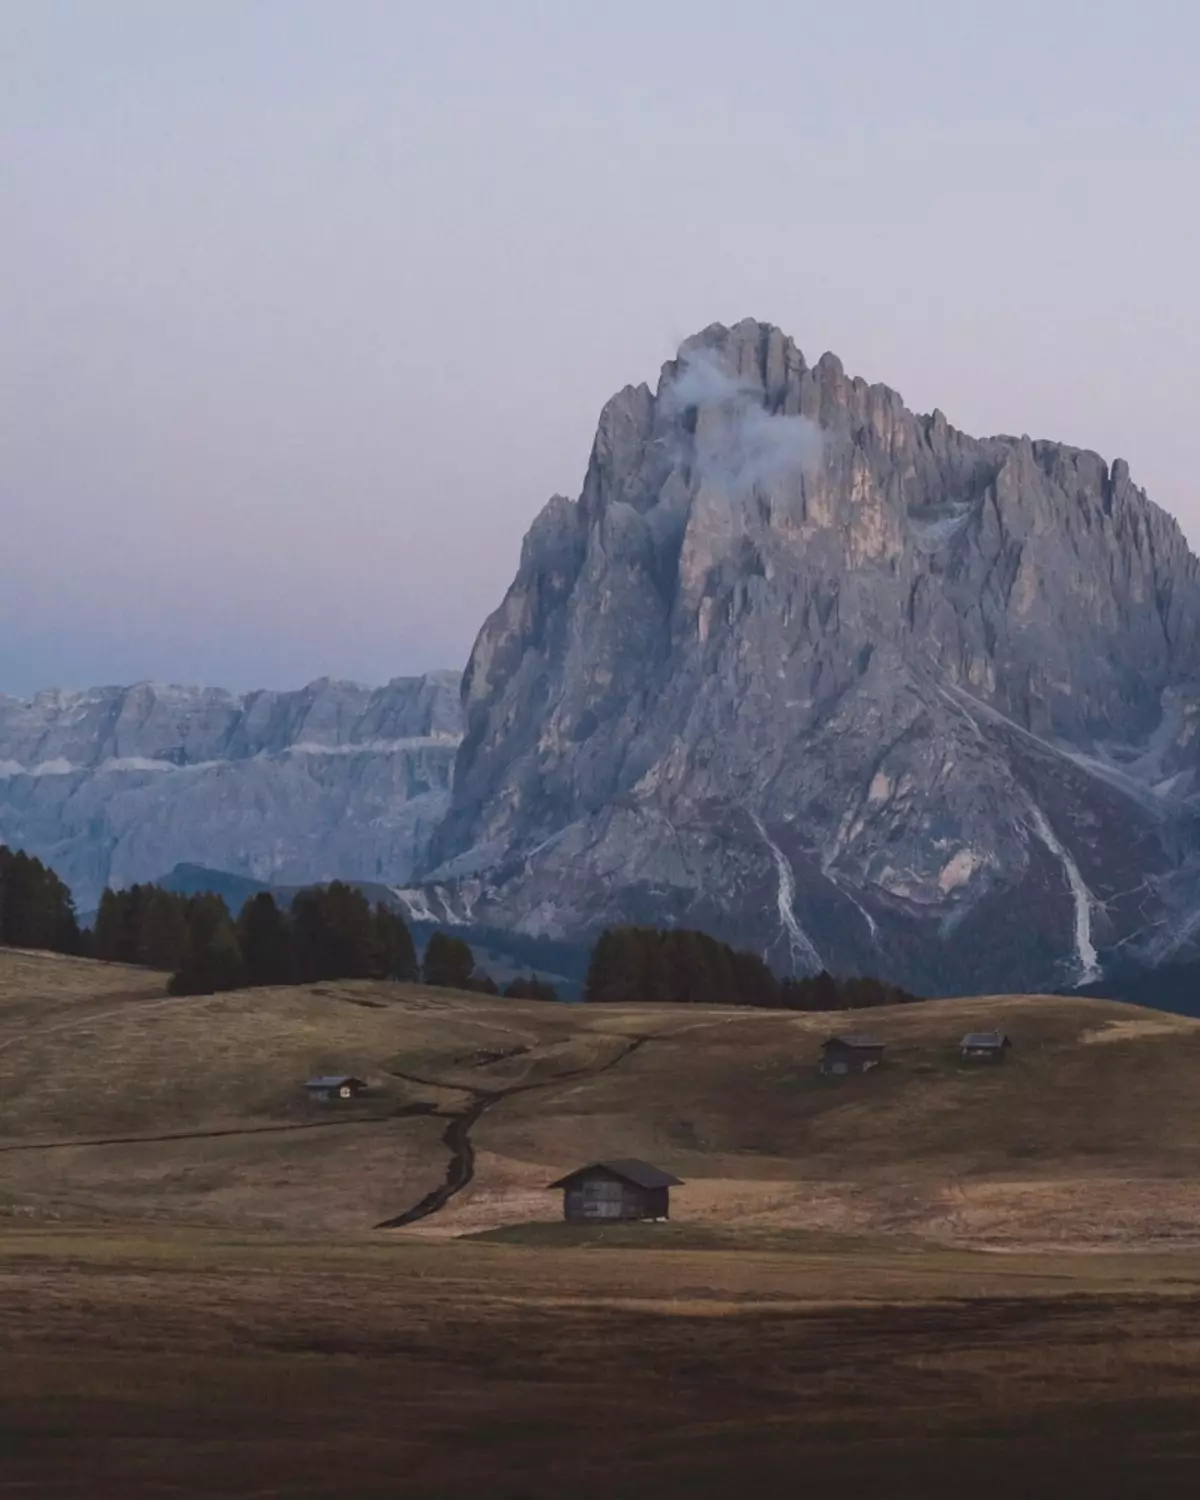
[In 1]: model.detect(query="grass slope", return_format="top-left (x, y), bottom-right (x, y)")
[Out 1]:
top-left (5, 1229), bottom-right (1200, 1498)
top-left (3, 949), bottom-right (1200, 1245)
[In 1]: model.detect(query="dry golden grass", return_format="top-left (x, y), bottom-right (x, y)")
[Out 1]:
top-left (1081, 1015), bottom-right (1197, 1045)
top-left (7, 953), bottom-right (1200, 1494)
top-left (0, 946), bottom-right (164, 1038)
top-left (4, 1228), bottom-right (1200, 1498)
top-left (4, 951), bottom-right (1200, 1246)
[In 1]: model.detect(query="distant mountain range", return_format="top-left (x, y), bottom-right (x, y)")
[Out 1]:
top-left (8, 318), bottom-right (1200, 999)
top-left (0, 673), bottom-right (461, 912)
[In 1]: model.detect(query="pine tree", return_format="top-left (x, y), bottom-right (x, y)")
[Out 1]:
top-left (237, 892), bottom-right (294, 987)
top-left (372, 904), bottom-right (417, 981)
top-left (168, 893), bottom-right (244, 996)
top-left (290, 883), bottom-right (377, 982)
top-left (0, 845), bottom-right (80, 954)
top-left (812, 970), bottom-right (840, 1010)
top-left (584, 927), bottom-right (645, 1003)
top-left (422, 931), bottom-right (475, 989)
top-left (197, 916), bottom-right (245, 994)
top-left (92, 887), bottom-right (126, 961)
top-left (730, 947), bottom-right (780, 1007)
top-left (631, 927), bottom-right (670, 1003)
top-left (138, 886), bottom-right (190, 972)
top-left (169, 914), bottom-right (245, 996)
top-left (116, 885), bottom-right (147, 965)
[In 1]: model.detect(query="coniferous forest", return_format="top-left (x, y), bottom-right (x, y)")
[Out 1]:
top-left (0, 843), bottom-right (555, 999)
top-left (90, 880), bottom-right (421, 995)
top-left (1, 844), bottom-right (923, 1008)
top-left (583, 926), bottom-right (924, 1010)
top-left (0, 844), bottom-right (82, 955)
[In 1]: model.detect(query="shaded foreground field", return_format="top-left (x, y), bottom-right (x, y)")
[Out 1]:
top-left (4, 1230), bottom-right (1200, 1499)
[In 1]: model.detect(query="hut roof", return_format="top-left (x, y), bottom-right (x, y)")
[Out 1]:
top-left (304, 1075), bottom-right (365, 1089)
top-left (822, 1035), bottom-right (884, 1051)
top-left (547, 1159), bottom-right (684, 1190)
top-left (961, 1032), bottom-right (1011, 1048)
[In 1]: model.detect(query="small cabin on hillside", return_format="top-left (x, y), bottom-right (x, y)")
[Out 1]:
top-left (303, 1074), bottom-right (367, 1103)
top-left (960, 1032), bottom-right (1012, 1063)
top-left (548, 1160), bottom-right (683, 1223)
top-left (820, 1036), bottom-right (886, 1076)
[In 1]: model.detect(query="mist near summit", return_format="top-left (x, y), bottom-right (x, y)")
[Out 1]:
top-left (662, 349), bottom-right (824, 502)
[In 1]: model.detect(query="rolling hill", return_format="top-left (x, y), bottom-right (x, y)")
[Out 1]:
top-left (2, 949), bottom-right (1199, 1248)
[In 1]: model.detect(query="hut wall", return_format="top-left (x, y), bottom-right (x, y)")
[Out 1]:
top-left (562, 1175), bottom-right (668, 1222)
top-left (821, 1050), bottom-right (883, 1076)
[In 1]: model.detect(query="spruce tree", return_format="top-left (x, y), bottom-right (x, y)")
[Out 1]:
top-left (583, 927), bottom-right (643, 1003)
top-left (237, 892), bottom-right (294, 987)
top-left (139, 886), bottom-right (190, 972)
top-left (169, 894), bottom-right (245, 996)
top-left (373, 903), bottom-right (417, 982)
top-left (0, 845), bottom-right (80, 954)
top-left (92, 888), bottom-right (126, 961)
top-left (290, 883), bottom-right (377, 982)
top-left (422, 931), bottom-right (475, 989)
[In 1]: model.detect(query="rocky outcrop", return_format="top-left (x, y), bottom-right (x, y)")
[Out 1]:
top-left (424, 320), bottom-right (1200, 994)
top-left (0, 673), bottom-right (462, 910)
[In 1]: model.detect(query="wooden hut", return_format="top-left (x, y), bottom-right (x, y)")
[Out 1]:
top-left (548, 1160), bottom-right (683, 1223)
top-left (303, 1074), bottom-right (367, 1103)
top-left (960, 1031), bottom-right (1012, 1063)
top-left (819, 1035), bottom-right (886, 1075)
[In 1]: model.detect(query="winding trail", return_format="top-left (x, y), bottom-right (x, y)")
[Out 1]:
top-left (374, 1035), bottom-right (652, 1230)
top-left (1, 978), bottom-right (658, 1230)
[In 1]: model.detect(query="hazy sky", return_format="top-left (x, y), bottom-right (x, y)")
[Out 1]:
top-left (2, 1), bottom-right (1197, 697)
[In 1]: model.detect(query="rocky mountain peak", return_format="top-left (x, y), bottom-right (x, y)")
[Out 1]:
top-left (428, 321), bottom-right (1200, 995)
top-left (7, 320), bottom-right (1200, 998)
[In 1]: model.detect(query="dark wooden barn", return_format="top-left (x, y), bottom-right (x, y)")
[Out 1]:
top-left (819, 1035), bottom-right (886, 1075)
top-left (303, 1074), bottom-right (367, 1102)
top-left (960, 1031), bottom-right (1012, 1063)
top-left (548, 1160), bottom-right (683, 1223)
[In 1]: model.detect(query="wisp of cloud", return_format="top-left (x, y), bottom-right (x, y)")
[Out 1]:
top-left (663, 349), bottom-right (823, 501)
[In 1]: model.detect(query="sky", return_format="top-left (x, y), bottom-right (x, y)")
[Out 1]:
top-left (1, 0), bottom-right (1197, 697)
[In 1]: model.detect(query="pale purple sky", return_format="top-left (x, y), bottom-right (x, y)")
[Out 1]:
top-left (2, 0), bottom-right (1197, 696)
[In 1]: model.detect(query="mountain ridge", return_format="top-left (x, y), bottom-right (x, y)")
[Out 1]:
top-left (420, 318), bottom-right (1200, 994)
top-left (0, 672), bottom-right (463, 908)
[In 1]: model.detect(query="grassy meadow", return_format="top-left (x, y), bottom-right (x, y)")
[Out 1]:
top-left (4, 1228), bottom-right (1200, 1498)
top-left (4, 949), bottom-right (1200, 1494)
top-left (4, 948), bottom-right (1200, 1245)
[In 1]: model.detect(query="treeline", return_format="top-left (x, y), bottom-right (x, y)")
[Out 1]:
top-left (420, 930), bottom-right (559, 1000)
top-left (92, 881), bottom-right (418, 995)
top-left (583, 926), bottom-right (924, 1010)
top-left (420, 923), bottom-right (589, 988)
top-left (2, 843), bottom-right (917, 1012)
top-left (90, 880), bottom-right (562, 1000)
top-left (0, 844), bottom-right (82, 954)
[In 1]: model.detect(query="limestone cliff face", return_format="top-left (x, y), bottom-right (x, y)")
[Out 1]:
top-left (426, 320), bottom-right (1200, 993)
top-left (0, 673), bottom-right (462, 910)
